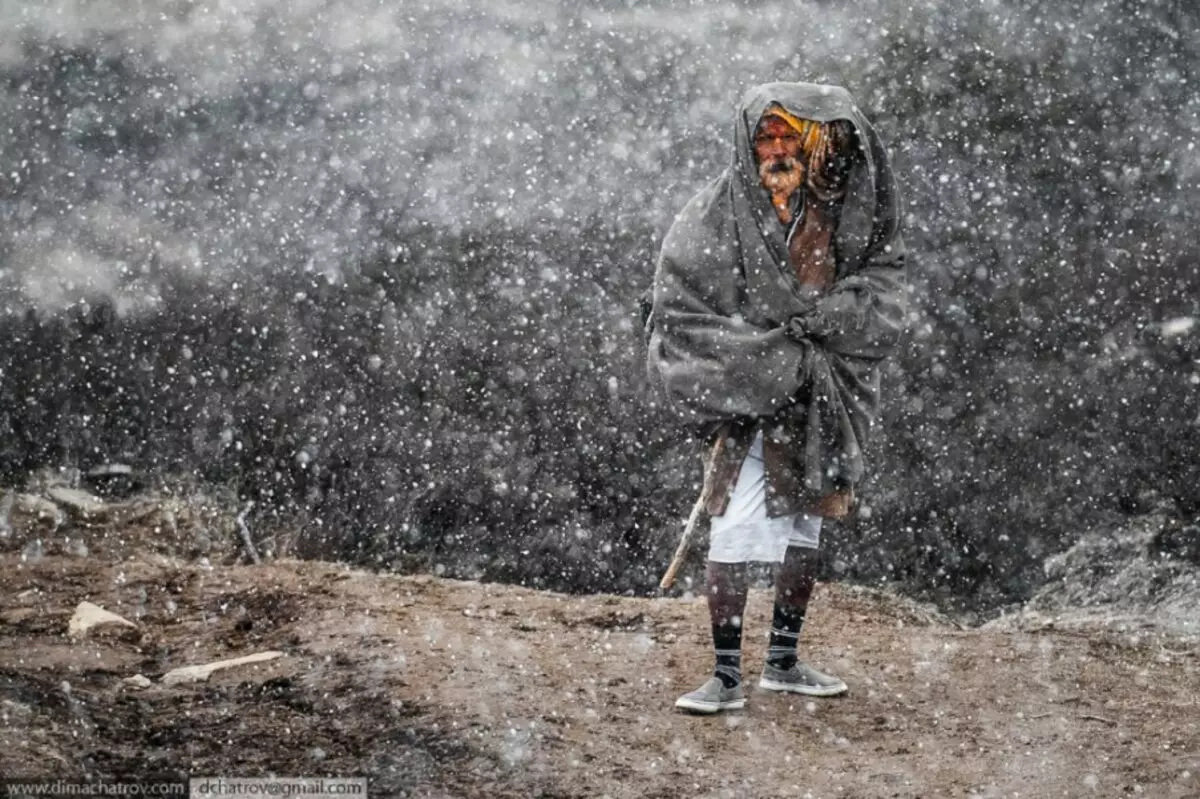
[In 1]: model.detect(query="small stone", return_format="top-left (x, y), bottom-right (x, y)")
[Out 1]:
top-left (46, 487), bottom-right (108, 519)
top-left (15, 494), bottom-right (65, 526)
top-left (1, 608), bottom-right (36, 625)
top-left (68, 601), bottom-right (137, 638)
top-left (122, 674), bottom-right (152, 689)
top-left (86, 464), bottom-right (133, 478)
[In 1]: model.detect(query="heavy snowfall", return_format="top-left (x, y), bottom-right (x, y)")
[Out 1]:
top-left (0, 1), bottom-right (1197, 796)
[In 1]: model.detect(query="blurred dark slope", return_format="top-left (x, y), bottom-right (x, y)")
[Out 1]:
top-left (0, 0), bottom-right (1197, 610)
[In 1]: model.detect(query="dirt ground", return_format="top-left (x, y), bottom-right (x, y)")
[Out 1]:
top-left (2, 550), bottom-right (1198, 799)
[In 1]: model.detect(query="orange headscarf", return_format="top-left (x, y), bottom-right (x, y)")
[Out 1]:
top-left (760, 103), bottom-right (854, 200)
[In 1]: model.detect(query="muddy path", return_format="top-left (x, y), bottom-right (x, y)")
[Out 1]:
top-left (2, 553), bottom-right (1198, 798)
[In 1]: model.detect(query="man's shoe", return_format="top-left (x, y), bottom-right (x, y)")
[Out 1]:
top-left (758, 661), bottom-right (848, 697)
top-left (674, 676), bottom-right (746, 714)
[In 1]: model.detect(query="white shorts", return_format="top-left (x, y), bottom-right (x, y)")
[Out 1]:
top-left (707, 429), bottom-right (822, 564)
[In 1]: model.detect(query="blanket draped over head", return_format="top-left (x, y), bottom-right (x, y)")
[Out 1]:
top-left (644, 82), bottom-right (908, 515)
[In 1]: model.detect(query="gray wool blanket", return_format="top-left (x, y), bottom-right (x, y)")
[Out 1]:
top-left (645, 82), bottom-right (909, 506)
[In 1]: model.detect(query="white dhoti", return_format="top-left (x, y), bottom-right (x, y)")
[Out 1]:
top-left (707, 429), bottom-right (823, 564)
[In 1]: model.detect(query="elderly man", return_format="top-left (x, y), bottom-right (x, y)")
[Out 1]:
top-left (643, 82), bottom-right (908, 714)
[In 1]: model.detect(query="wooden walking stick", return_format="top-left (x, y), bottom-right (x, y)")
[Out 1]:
top-left (659, 427), bottom-right (727, 590)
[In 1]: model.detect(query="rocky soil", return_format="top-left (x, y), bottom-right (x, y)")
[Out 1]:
top-left (999, 509), bottom-right (1200, 639)
top-left (3, 501), bottom-right (1199, 798)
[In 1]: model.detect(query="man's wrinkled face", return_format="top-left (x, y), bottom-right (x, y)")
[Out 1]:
top-left (754, 115), bottom-right (805, 199)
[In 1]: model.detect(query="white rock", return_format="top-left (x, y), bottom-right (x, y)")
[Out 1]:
top-left (1161, 316), bottom-right (1195, 338)
top-left (1, 608), bottom-right (36, 625)
top-left (161, 651), bottom-right (285, 686)
top-left (46, 487), bottom-right (108, 518)
top-left (122, 674), bottom-right (153, 689)
top-left (87, 464), bottom-right (133, 478)
top-left (14, 493), bottom-right (65, 526)
top-left (68, 601), bottom-right (137, 637)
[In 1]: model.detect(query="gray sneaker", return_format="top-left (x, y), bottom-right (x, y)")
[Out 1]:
top-left (758, 661), bottom-right (848, 697)
top-left (674, 676), bottom-right (746, 714)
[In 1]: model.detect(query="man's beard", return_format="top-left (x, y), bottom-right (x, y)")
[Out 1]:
top-left (759, 157), bottom-right (804, 221)
top-left (759, 157), bottom-right (803, 198)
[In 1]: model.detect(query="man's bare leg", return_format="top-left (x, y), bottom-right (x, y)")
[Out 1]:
top-left (674, 559), bottom-right (750, 712)
top-left (760, 544), bottom-right (848, 695)
top-left (768, 545), bottom-right (819, 669)
top-left (707, 560), bottom-right (749, 688)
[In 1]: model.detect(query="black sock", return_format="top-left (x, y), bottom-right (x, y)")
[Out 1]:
top-left (766, 602), bottom-right (805, 670)
top-left (712, 619), bottom-right (743, 688)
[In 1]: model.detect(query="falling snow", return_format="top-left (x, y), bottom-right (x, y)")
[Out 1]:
top-left (0, 0), bottom-right (1198, 794)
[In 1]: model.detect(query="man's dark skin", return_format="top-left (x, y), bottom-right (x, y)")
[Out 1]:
top-left (707, 549), bottom-right (819, 654)
top-left (656, 85), bottom-right (905, 713)
top-left (705, 112), bottom-right (825, 655)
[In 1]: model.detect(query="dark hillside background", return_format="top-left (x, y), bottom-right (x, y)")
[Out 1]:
top-left (1, 0), bottom-right (1197, 611)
